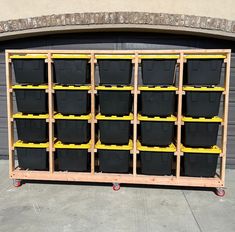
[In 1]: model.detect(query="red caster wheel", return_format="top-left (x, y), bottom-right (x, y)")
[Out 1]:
top-left (215, 188), bottom-right (225, 197)
top-left (13, 179), bottom-right (22, 188)
top-left (112, 183), bottom-right (120, 191)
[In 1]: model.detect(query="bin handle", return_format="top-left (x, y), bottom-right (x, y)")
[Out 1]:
top-left (35, 91), bottom-right (42, 100)
top-left (119, 60), bottom-right (127, 71)
top-left (208, 123), bottom-right (217, 132)
top-left (162, 123), bottom-right (171, 131)
top-left (164, 60), bottom-right (171, 71)
top-left (146, 61), bottom-right (154, 71)
top-left (191, 93), bottom-right (198, 102)
top-left (15, 60), bottom-right (23, 70)
top-left (33, 60), bottom-right (40, 70)
top-left (209, 93), bottom-right (216, 102)
top-left (211, 61), bottom-right (217, 71)
top-left (192, 60), bottom-right (200, 71)
top-left (58, 60), bottom-right (65, 70)
top-left (76, 60), bottom-right (82, 71)
top-left (163, 92), bottom-right (170, 101)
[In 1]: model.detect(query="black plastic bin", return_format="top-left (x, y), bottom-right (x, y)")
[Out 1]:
top-left (54, 86), bottom-right (90, 115)
top-left (139, 115), bottom-right (176, 146)
top-left (16, 143), bottom-right (48, 171)
top-left (183, 87), bottom-right (223, 117)
top-left (53, 59), bottom-right (90, 85)
top-left (138, 141), bottom-right (175, 175)
top-left (55, 141), bottom-right (90, 172)
top-left (184, 59), bottom-right (223, 85)
top-left (141, 59), bottom-right (177, 85)
top-left (97, 86), bottom-right (133, 116)
top-left (98, 59), bottom-right (132, 85)
top-left (139, 86), bottom-right (176, 117)
top-left (12, 58), bottom-right (47, 84)
top-left (15, 88), bottom-right (48, 114)
top-left (55, 114), bottom-right (90, 144)
top-left (15, 116), bottom-right (48, 143)
top-left (182, 117), bottom-right (221, 147)
top-left (96, 140), bottom-right (132, 173)
top-left (97, 114), bottom-right (133, 145)
top-left (182, 145), bottom-right (220, 177)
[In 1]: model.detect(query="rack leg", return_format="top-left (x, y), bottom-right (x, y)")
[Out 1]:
top-left (214, 188), bottom-right (225, 197)
top-left (112, 183), bottom-right (120, 191)
top-left (13, 179), bottom-right (22, 188)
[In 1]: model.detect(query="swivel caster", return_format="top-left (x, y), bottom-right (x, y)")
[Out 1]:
top-left (13, 179), bottom-right (22, 188)
top-left (112, 183), bottom-right (120, 191)
top-left (214, 188), bottom-right (225, 197)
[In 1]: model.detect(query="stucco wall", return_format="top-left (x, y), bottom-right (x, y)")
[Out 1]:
top-left (0, 0), bottom-right (235, 40)
top-left (1, 0), bottom-right (235, 21)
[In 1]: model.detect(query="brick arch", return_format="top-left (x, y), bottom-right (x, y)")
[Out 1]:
top-left (0, 12), bottom-right (235, 41)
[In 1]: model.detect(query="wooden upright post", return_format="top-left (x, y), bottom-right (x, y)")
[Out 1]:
top-left (6, 51), bottom-right (15, 174)
top-left (132, 52), bottom-right (139, 176)
top-left (220, 51), bottom-right (231, 182)
top-left (176, 52), bottom-right (184, 178)
top-left (48, 52), bottom-right (54, 173)
top-left (90, 53), bottom-right (96, 174)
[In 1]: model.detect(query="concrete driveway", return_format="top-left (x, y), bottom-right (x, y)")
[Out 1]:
top-left (0, 160), bottom-right (235, 232)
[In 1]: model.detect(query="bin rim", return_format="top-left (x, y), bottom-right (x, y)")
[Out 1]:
top-left (138, 114), bottom-right (177, 122)
top-left (184, 54), bottom-right (226, 59)
top-left (54, 140), bottom-right (91, 149)
top-left (137, 141), bottom-right (176, 152)
top-left (139, 55), bottom-right (179, 59)
top-left (13, 112), bottom-right (48, 119)
top-left (54, 113), bottom-right (91, 120)
top-left (95, 140), bottom-right (133, 150)
top-left (96, 113), bottom-right (133, 120)
top-left (95, 54), bottom-right (134, 59)
top-left (52, 54), bottom-right (91, 59)
top-left (138, 86), bottom-right (177, 91)
top-left (12, 84), bottom-right (48, 90)
top-left (53, 85), bottom-right (91, 90)
top-left (182, 116), bottom-right (222, 123)
top-left (10, 54), bottom-right (47, 59)
top-left (183, 86), bottom-right (224, 91)
top-left (14, 140), bottom-right (49, 148)
top-left (181, 144), bottom-right (221, 154)
top-left (96, 85), bottom-right (133, 91)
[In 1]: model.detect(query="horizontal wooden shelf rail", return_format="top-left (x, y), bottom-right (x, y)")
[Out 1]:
top-left (6, 49), bottom-right (231, 189)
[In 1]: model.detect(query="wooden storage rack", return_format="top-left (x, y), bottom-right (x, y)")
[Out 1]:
top-left (6, 49), bottom-right (231, 192)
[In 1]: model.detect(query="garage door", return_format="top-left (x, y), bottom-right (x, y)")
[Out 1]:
top-left (0, 32), bottom-right (234, 168)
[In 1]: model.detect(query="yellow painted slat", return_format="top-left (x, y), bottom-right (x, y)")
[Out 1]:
top-left (12, 85), bottom-right (48, 90)
top-left (137, 141), bottom-right (176, 152)
top-left (54, 113), bottom-right (91, 120)
top-left (138, 114), bottom-right (177, 122)
top-left (96, 85), bottom-right (133, 91)
top-left (95, 140), bottom-right (133, 150)
top-left (183, 86), bottom-right (225, 91)
top-left (52, 54), bottom-right (91, 59)
top-left (53, 85), bottom-right (91, 90)
top-left (139, 55), bottom-right (179, 59)
top-left (138, 86), bottom-right (177, 91)
top-left (14, 140), bottom-right (49, 148)
top-left (182, 116), bottom-right (223, 123)
top-left (185, 55), bottom-right (226, 59)
top-left (54, 140), bottom-right (91, 149)
top-left (13, 113), bottom-right (48, 119)
top-left (95, 55), bottom-right (134, 59)
top-left (96, 113), bottom-right (133, 120)
top-left (181, 145), bottom-right (221, 154)
top-left (10, 54), bottom-right (47, 59)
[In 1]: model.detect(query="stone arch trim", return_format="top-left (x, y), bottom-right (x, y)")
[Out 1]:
top-left (0, 12), bottom-right (235, 40)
